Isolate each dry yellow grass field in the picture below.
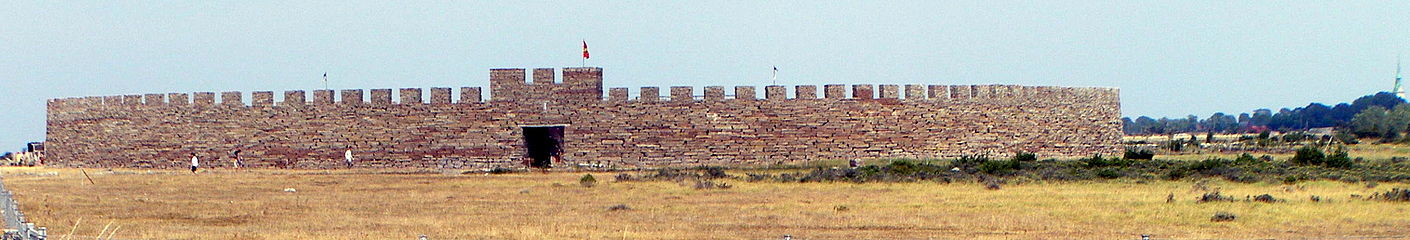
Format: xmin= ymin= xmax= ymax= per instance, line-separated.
xmin=2 ymin=167 xmax=1408 ymax=239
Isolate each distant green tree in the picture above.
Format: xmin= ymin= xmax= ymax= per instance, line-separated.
xmin=1352 ymin=106 xmax=1391 ymax=138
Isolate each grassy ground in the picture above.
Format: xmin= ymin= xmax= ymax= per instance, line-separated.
xmin=2 ymin=167 xmax=1408 ymax=239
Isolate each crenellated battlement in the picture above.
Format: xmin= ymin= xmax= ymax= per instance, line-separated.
xmin=45 ymin=83 xmax=1117 ymax=116
xmin=45 ymin=65 xmax=1118 ymax=111
xmin=45 ymin=67 xmax=1121 ymax=169
xmin=491 ymin=67 xmax=604 ymax=103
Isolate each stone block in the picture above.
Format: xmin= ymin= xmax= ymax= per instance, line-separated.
xmin=852 ymin=84 xmax=874 ymax=99
xmin=734 ymin=86 xmax=756 ymax=100
xmin=796 ymin=85 xmax=818 ymax=99
xmin=765 ymin=85 xmax=787 ymax=100
xmin=824 ymin=84 xmax=846 ymax=99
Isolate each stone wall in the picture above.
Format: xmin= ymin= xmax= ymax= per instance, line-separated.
xmin=45 ymin=67 xmax=1122 ymax=169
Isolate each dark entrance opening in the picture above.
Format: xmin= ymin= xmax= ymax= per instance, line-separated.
xmin=522 ymin=126 xmax=565 ymax=168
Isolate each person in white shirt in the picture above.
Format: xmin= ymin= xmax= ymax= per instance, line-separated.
xmin=231 ymin=149 xmax=243 ymax=169
xmin=344 ymin=149 xmax=354 ymax=168
xmin=190 ymin=153 xmax=200 ymax=174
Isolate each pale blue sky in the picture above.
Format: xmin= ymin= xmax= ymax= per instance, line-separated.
xmin=2 ymin=1 xmax=1408 ymax=150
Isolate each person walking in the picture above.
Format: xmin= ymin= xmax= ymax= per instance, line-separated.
xmin=344 ymin=149 xmax=354 ymax=168
xmin=190 ymin=153 xmax=200 ymax=174
xmin=231 ymin=149 xmax=243 ymax=169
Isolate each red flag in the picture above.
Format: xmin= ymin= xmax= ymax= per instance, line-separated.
xmin=582 ymin=40 xmax=590 ymax=59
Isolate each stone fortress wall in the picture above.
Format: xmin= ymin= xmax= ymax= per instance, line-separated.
xmin=45 ymin=67 xmax=1122 ymax=169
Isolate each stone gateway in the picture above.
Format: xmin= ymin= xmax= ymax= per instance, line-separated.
xmin=45 ymin=67 xmax=1121 ymax=169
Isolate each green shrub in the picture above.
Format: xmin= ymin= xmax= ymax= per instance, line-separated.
xmin=1188 ymin=158 xmax=1230 ymax=171
xmin=1211 ymin=211 xmax=1237 ymax=222
xmin=1281 ymin=132 xmax=1307 ymax=142
xmin=614 ymin=173 xmax=637 ymax=182
xmin=1198 ymin=192 xmax=1235 ymax=203
xmin=1096 ymin=168 xmax=1122 ymax=179
xmin=700 ymin=166 xmax=729 ymax=179
xmin=1334 ymin=132 xmax=1360 ymax=144
xmin=1123 ymin=148 xmax=1154 ymax=160
xmin=1233 ymin=153 xmax=1260 ymax=164
xmin=888 ymin=159 xmax=921 ymax=175
xmin=1290 ymin=146 xmax=1354 ymax=168
xmin=1252 ymin=194 xmax=1280 ymax=203
xmin=693 ymin=180 xmax=732 ymax=190
xmin=1163 ymin=169 xmax=1191 ymax=180
xmin=1372 ymin=188 xmax=1410 ymax=201
xmin=979 ymin=159 xmax=1021 ymax=175
xmin=1290 ymin=146 xmax=1325 ymax=166
xmin=487 ymin=167 xmax=519 ymax=174
xmin=1082 ymin=154 xmax=1129 ymax=168
xmin=1223 ymin=172 xmax=1260 ymax=183
xmin=1012 ymin=152 xmax=1037 ymax=162
xmin=579 ymin=174 xmax=597 ymax=187
xmin=1324 ymin=148 xmax=1354 ymax=168
xmin=952 ymin=154 xmax=990 ymax=167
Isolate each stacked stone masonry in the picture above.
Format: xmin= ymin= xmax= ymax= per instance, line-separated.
xmin=46 ymin=67 xmax=1121 ymax=169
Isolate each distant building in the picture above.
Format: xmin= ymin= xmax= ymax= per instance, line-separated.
xmin=26 ymin=142 xmax=44 ymax=153
xmin=12 ymin=141 xmax=45 ymax=166
xmin=1307 ymin=127 xmax=1336 ymax=136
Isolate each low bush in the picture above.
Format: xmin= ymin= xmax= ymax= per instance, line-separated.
xmin=1334 ymin=132 xmax=1360 ymax=144
xmin=1323 ymin=148 xmax=1354 ymax=168
xmin=951 ymin=155 xmax=991 ymax=170
xmin=1123 ymin=148 xmax=1155 ymax=160
xmin=1252 ymin=194 xmax=1280 ymax=203
xmin=1082 ymin=154 xmax=1129 ymax=168
xmin=1291 ymin=146 xmax=1326 ymax=166
xmin=984 ymin=180 xmax=1002 ymax=190
xmin=701 ymin=166 xmax=729 ymax=179
xmin=1291 ymin=146 xmax=1354 ymax=168
xmin=487 ymin=167 xmax=519 ymax=174
xmin=579 ymin=174 xmax=597 ymax=187
xmin=633 ymin=168 xmax=735 ymax=182
xmin=1233 ymin=153 xmax=1261 ymax=164
xmin=979 ymin=159 xmax=1021 ymax=175
xmin=1211 ymin=211 xmax=1237 ymax=222
xmin=694 ymin=180 xmax=732 ymax=190
xmin=1198 ymin=192 xmax=1235 ymax=203
xmin=1096 ymin=168 xmax=1122 ymax=179
xmin=1371 ymin=188 xmax=1410 ymax=202
xmin=1012 ymin=152 xmax=1038 ymax=162
xmin=1187 ymin=158 xmax=1232 ymax=172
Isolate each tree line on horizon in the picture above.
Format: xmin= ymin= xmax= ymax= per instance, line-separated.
xmin=1123 ymin=92 xmax=1410 ymax=140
